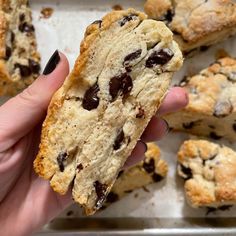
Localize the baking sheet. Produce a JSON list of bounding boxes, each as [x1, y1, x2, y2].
[[29, 0, 236, 234]]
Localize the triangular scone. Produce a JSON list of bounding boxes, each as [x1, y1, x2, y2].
[[34, 9, 183, 215], [0, 0, 40, 96], [144, 0, 236, 54], [164, 57, 236, 141], [104, 143, 168, 207], [178, 140, 236, 209]]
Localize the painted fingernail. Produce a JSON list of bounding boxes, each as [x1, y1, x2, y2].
[[139, 140, 148, 152], [43, 50, 60, 75], [163, 119, 170, 134]]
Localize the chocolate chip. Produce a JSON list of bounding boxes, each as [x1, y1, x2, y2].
[[113, 130, 125, 150], [19, 22, 35, 33], [94, 181, 108, 208], [77, 163, 83, 172], [163, 9, 174, 22], [14, 63, 32, 77], [136, 107, 145, 118], [117, 170, 124, 178], [233, 124, 236, 132], [5, 46, 12, 60], [10, 31, 15, 43], [57, 152, 67, 172], [19, 13, 25, 22], [213, 101, 233, 118], [152, 173, 163, 182], [200, 45, 210, 52], [82, 83, 100, 111], [183, 122, 195, 129], [66, 210, 74, 216], [119, 14, 137, 26], [92, 20, 102, 28], [180, 164, 192, 180], [109, 73, 133, 100], [206, 207, 217, 215], [218, 205, 233, 211], [106, 192, 119, 203], [209, 132, 222, 140], [123, 49, 142, 66], [143, 158, 155, 173], [28, 59, 40, 74], [146, 48, 174, 68]]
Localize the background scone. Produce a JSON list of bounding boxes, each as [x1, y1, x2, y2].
[[0, 0, 40, 96], [34, 9, 183, 215], [144, 0, 236, 54], [178, 140, 236, 209], [164, 57, 236, 142], [104, 143, 168, 207]]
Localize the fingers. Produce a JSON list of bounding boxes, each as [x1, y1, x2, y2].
[[0, 51, 69, 152], [158, 87, 188, 116], [124, 141, 147, 168]]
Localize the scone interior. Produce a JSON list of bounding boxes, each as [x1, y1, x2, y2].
[[164, 57, 236, 142], [34, 9, 183, 215], [178, 140, 236, 209], [0, 0, 40, 95], [144, 0, 236, 53], [105, 143, 168, 206]]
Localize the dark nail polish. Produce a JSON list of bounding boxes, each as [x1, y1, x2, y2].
[[43, 50, 60, 75], [140, 140, 148, 152], [163, 119, 170, 134]]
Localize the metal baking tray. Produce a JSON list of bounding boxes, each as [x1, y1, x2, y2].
[[30, 0, 236, 235]]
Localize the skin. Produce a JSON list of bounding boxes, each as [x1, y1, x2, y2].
[[0, 52, 188, 236]]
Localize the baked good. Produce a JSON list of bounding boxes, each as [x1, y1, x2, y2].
[[34, 9, 183, 215], [104, 143, 168, 207], [144, 0, 236, 54], [178, 139, 236, 209], [0, 0, 40, 96], [164, 57, 236, 142]]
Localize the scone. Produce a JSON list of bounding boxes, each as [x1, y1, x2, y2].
[[34, 9, 183, 215], [144, 0, 236, 54], [0, 0, 40, 96], [104, 143, 168, 207], [178, 140, 236, 209], [164, 57, 236, 142]]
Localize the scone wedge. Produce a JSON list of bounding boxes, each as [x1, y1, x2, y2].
[[34, 9, 183, 215], [0, 0, 40, 96], [144, 0, 236, 54], [104, 143, 168, 207], [178, 140, 236, 209], [165, 57, 236, 142]]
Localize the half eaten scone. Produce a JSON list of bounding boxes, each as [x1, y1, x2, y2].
[[34, 9, 183, 215]]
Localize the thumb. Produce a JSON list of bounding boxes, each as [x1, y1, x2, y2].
[[0, 50, 69, 152]]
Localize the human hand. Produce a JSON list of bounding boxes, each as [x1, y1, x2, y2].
[[0, 50, 188, 236]]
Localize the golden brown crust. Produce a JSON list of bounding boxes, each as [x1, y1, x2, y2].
[[178, 140, 236, 208]]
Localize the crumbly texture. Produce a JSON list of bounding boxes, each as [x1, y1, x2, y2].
[[0, 0, 40, 96], [104, 143, 168, 207], [178, 140, 236, 208], [164, 57, 236, 141], [34, 9, 183, 215], [144, 0, 236, 53]]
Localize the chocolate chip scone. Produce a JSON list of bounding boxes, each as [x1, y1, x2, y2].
[[165, 57, 236, 141], [144, 0, 236, 54], [178, 140, 236, 209], [0, 0, 40, 96], [34, 9, 183, 215], [104, 143, 168, 207]]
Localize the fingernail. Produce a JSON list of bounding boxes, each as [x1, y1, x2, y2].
[[139, 140, 148, 152], [43, 50, 60, 75], [163, 119, 170, 134]]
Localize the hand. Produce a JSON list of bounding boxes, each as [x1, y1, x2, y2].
[[0, 51, 188, 236]]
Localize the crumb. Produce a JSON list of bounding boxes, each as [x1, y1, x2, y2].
[[112, 4, 123, 11], [215, 49, 230, 60], [40, 7, 54, 19], [134, 193, 139, 198], [66, 210, 74, 216], [64, 46, 73, 54], [142, 186, 150, 193]]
